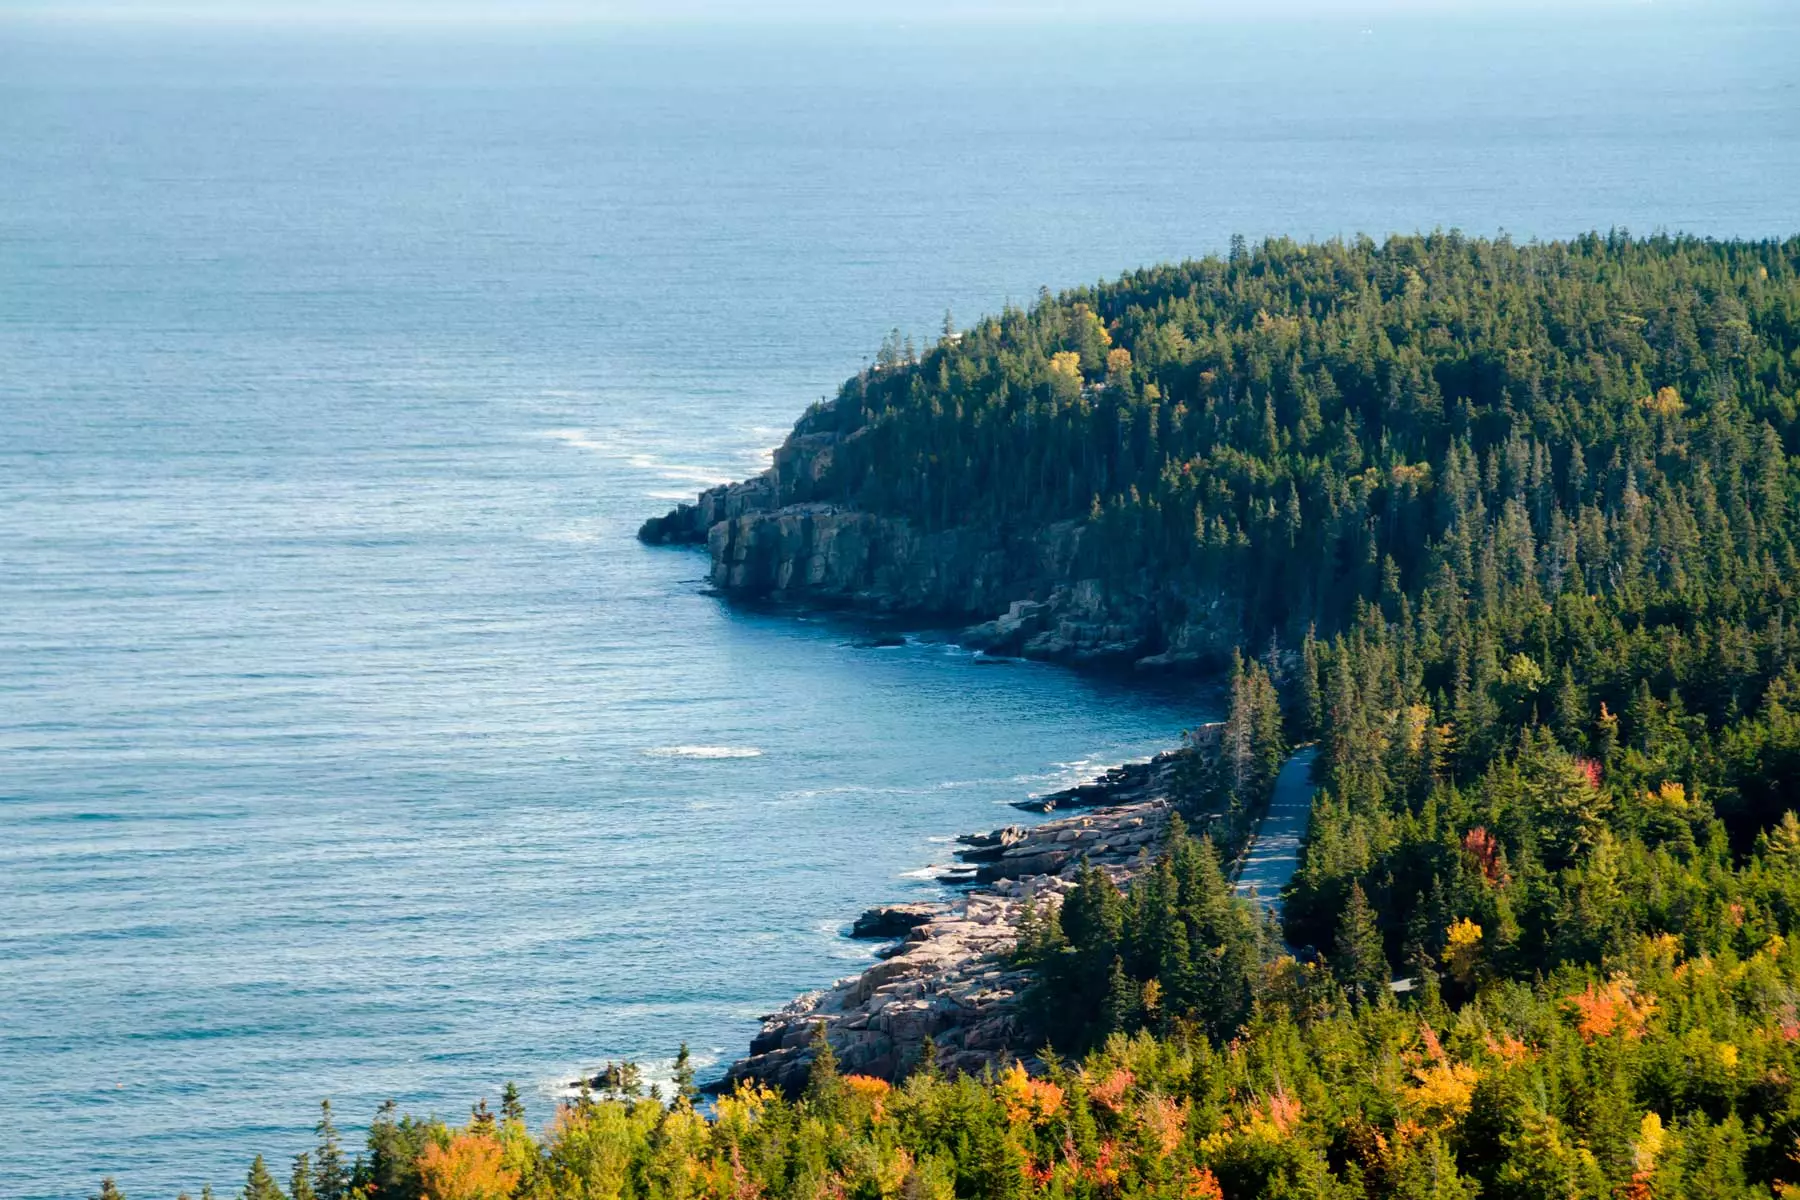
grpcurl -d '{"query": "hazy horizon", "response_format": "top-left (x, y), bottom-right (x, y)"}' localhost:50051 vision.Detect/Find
top-left (0, 0), bottom-right (1736, 27)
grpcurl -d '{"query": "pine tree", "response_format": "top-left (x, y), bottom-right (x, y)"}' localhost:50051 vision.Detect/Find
top-left (1101, 955), bottom-right (1139, 1038)
top-left (1333, 882), bottom-right (1389, 1004)
top-left (500, 1080), bottom-right (525, 1125)
top-left (672, 1043), bottom-right (699, 1109)
top-left (1299, 624), bottom-right (1324, 740)
top-left (910, 1034), bottom-right (943, 1082)
top-left (1551, 662), bottom-right (1585, 751)
top-left (242, 1155), bottom-right (286, 1200)
top-left (289, 1153), bottom-right (315, 1200)
top-left (803, 1021), bottom-right (843, 1114)
top-left (1247, 658), bottom-right (1287, 797)
top-left (311, 1100), bottom-right (346, 1200)
top-left (1223, 651), bottom-right (1255, 801)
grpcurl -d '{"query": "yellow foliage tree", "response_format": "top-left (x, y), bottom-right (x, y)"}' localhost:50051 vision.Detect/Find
top-left (1445, 919), bottom-right (1483, 985)
top-left (1105, 347), bottom-right (1133, 384)
top-left (1403, 1061), bottom-right (1479, 1129)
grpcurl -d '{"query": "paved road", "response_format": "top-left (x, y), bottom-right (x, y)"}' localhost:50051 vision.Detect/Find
top-left (1233, 746), bottom-right (1318, 915)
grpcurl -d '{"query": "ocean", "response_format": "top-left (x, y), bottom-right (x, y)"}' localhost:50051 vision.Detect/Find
top-left (2, 8), bottom-right (1795, 1196)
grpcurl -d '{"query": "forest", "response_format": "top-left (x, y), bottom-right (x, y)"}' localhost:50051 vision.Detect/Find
top-left (109, 232), bottom-right (1800, 1199)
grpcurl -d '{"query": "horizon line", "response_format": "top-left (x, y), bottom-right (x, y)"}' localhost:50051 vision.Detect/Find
top-left (0, 0), bottom-right (1708, 32)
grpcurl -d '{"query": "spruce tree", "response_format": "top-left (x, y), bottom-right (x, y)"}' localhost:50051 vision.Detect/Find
top-left (1247, 659), bottom-right (1287, 797)
top-left (803, 1021), bottom-right (844, 1115)
top-left (672, 1043), bottom-right (699, 1109)
top-left (241, 1155), bottom-right (286, 1200)
top-left (289, 1153), bottom-right (315, 1200)
top-left (311, 1100), bottom-right (346, 1200)
top-left (500, 1080), bottom-right (525, 1125)
top-left (910, 1034), bottom-right (943, 1082)
top-left (1333, 882), bottom-right (1389, 1005)
top-left (1101, 955), bottom-right (1139, 1039)
top-left (1551, 662), bottom-right (1585, 751)
top-left (1299, 624), bottom-right (1323, 740)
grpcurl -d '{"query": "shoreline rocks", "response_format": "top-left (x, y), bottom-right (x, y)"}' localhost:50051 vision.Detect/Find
top-left (1016, 746), bottom-right (1197, 813)
top-left (709, 753), bottom-right (1215, 1096)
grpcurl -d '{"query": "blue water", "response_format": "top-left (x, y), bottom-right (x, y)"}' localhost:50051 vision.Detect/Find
top-left (2, 9), bottom-right (1796, 1198)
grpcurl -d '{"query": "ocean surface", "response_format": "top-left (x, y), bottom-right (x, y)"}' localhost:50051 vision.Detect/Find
top-left (2, 8), bottom-right (1796, 1197)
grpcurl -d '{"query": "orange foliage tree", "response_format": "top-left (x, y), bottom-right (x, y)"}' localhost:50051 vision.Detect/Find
top-left (417, 1132), bottom-right (519, 1200)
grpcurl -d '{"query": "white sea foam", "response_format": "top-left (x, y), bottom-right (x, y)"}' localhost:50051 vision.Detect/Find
top-left (540, 427), bottom-right (613, 453)
top-left (644, 745), bottom-right (763, 759)
top-left (625, 452), bottom-right (735, 486)
top-left (540, 429), bottom-right (737, 488)
top-left (539, 520), bottom-right (606, 543)
top-left (1011, 756), bottom-right (1107, 796)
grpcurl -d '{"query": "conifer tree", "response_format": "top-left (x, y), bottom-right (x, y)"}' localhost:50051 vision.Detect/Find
top-left (311, 1100), bottom-right (346, 1200)
top-left (500, 1081), bottom-right (525, 1125)
top-left (803, 1022), bottom-right (844, 1115)
top-left (672, 1043), bottom-right (699, 1109)
top-left (910, 1034), bottom-right (943, 1082)
top-left (1299, 624), bottom-right (1324, 740)
top-left (241, 1155), bottom-right (285, 1200)
top-left (1101, 955), bottom-right (1139, 1039)
top-left (288, 1153), bottom-right (314, 1200)
top-left (1333, 882), bottom-right (1389, 1004)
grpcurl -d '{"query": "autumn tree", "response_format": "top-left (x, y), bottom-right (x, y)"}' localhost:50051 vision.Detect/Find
top-left (416, 1133), bottom-right (519, 1200)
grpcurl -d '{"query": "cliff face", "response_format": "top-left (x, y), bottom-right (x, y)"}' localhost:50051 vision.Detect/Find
top-left (639, 423), bottom-right (1245, 671)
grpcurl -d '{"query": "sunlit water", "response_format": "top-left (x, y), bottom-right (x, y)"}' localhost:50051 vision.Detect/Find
top-left (2, 10), bottom-right (1796, 1197)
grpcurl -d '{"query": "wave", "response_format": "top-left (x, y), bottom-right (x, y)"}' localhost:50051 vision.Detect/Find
top-left (538, 428), bottom-right (738, 488)
top-left (538, 521), bottom-right (606, 544)
top-left (624, 453), bottom-right (736, 487)
top-left (540, 427), bottom-right (613, 453)
top-left (643, 745), bottom-right (763, 760)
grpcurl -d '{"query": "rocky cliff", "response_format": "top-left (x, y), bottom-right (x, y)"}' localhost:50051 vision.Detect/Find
top-left (639, 420), bottom-right (1246, 671)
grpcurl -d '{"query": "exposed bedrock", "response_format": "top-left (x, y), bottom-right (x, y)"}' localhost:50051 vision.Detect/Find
top-left (711, 756), bottom-right (1240, 1096)
top-left (639, 426), bottom-right (1245, 672)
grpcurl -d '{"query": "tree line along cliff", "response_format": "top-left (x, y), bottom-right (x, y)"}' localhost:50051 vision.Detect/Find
top-left (645, 230), bottom-right (1800, 673)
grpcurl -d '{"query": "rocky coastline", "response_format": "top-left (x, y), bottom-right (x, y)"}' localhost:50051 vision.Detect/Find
top-left (707, 754), bottom-right (1225, 1096)
top-left (640, 419), bottom-right (1248, 1094)
top-left (637, 414), bottom-right (1247, 672)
